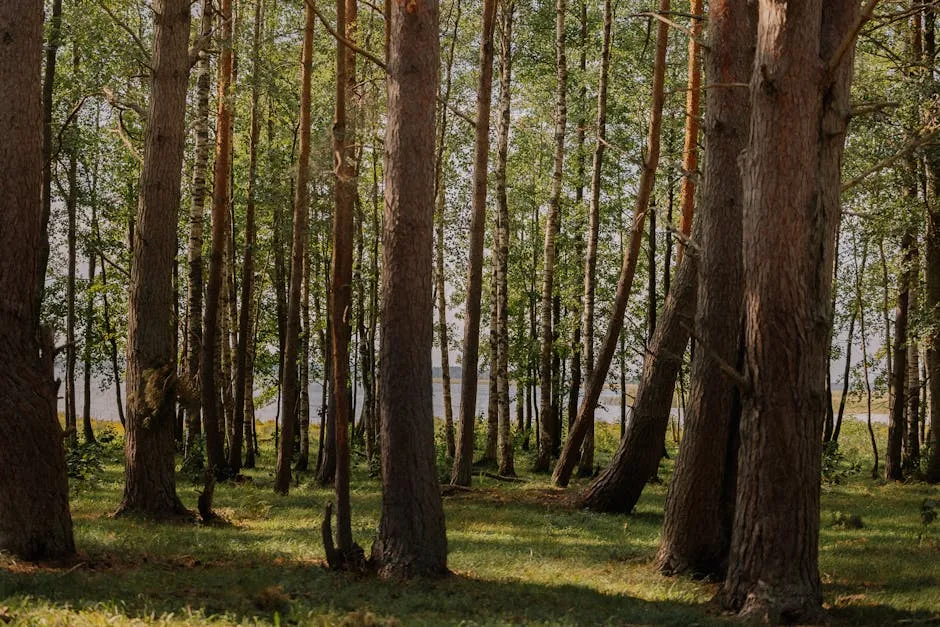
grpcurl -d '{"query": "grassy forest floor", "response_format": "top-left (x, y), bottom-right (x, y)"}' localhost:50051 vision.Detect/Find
top-left (1, 418), bottom-right (938, 625)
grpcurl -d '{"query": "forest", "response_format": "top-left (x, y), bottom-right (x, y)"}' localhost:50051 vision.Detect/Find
top-left (1, 0), bottom-right (940, 624)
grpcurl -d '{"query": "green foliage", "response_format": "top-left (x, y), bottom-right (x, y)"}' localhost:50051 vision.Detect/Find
top-left (65, 442), bottom-right (104, 482)
top-left (822, 441), bottom-right (864, 486)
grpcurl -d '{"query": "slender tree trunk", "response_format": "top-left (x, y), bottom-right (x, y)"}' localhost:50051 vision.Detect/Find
top-left (37, 0), bottom-right (63, 314)
top-left (373, 0), bottom-right (448, 577)
top-left (330, 0), bottom-right (359, 558)
top-left (65, 137), bottom-right (79, 447)
top-left (452, 0), bottom-right (498, 485)
top-left (926, 8), bottom-right (940, 482)
top-left (82, 164), bottom-right (99, 445)
top-left (184, 0), bottom-right (214, 460)
top-left (435, 0), bottom-right (460, 463)
top-left (483, 262), bottom-right (499, 464)
top-left (576, 0), bottom-right (614, 476)
top-left (552, 0), bottom-right (671, 487)
top-left (117, 0), bottom-right (192, 518)
top-left (832, 306), bottom-right (857, 443)
top-left (495, 0), bottom-right (516, 478)
top-left (721, 2), bottom-right (858, 619)
top-left (676, 0), bottom-right (702, 263)
top-left (275, 3), bottom-right (314, 495)
top-left (887, 226), bottom-right (914, 481)
top-left (201, 0), bottom-right (235, 480)
top-left (98, 238), bottom-right (125, 427)
top-left (656, 0), bottom-right (751, 578)
top-left (534, 0), bottom-right (568, 473)
top-left (230, 0), bottom-right (263, 473)
top-left (905, 245), bottom-right (921, 472)
top-left (297, 239), bottom-right (311, 471)
top-left (0, 0), bottom-right (75, 559)
top-left (855, 236), bottom-right (879, 478)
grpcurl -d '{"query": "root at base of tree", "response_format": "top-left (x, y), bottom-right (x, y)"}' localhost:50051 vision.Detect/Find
top-left (321, 502), bottom-right (367, 571)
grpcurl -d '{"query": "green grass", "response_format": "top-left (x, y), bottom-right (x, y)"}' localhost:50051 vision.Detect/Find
top-left (1, 419), bottom-right (938, 625)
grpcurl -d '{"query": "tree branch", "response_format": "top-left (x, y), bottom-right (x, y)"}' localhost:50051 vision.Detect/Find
top-left (827, 0), bottom-right (882, 76)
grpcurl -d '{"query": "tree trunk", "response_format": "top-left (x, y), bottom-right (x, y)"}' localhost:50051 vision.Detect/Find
top-left (65, 134), bottom-right (79, 447)
top-left (0, 0), bottom-right (75, 559)
top-left (576, 0), bottom-right (614, 477)
top-left (452, 0), bottom-right (498, 485)
top-left (230, 0), bottom-right (263, 474)
top-left (552, 0), bottom-right (670, 487)
top-left (201, 0), bottom-right (235, 480)
top-left (495, 0), bottom-right (516, 478)
top-left (904, 245), bottom-right (921, 472)
top-left (886, 226), bottom-right (913, 481)
top-left (534, 0), bottom-right (568, 473)
top-left (373, 0), bottom-right (447, 578)
top-left (578, 248), bottom-right (696, 512)
top-left (656, 0), bottom-right (751, 578)
top-left (98, 233), bottom-right (125, 427)
top-left (275, 3), bottom-right (314, 495)
top-left (832, 306), bottom-right (856, 443)
top-left (926, 8), bottom-right (940, 482)
top-left (117, 0), bottom-right (192, 518)
top-left (82, 165), bottom-right (99, 445)
top-left (721, 2), bottom-right (858, 620)
top-left (184, 0), bottom-right (213, 461)
top-left (855, 235), bottom-right (879, 477)
top-left (330, 0), bottom-right (359, 558)
top-left (483, 262), bottom-right (499, 464)
top-left (37, 0), bottom-right (63, 315)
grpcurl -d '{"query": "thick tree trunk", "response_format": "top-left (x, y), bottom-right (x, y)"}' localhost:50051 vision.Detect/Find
top-left (720, 2), bottom-right (857, 620)
top-left (373, 0), bottom-right (448, 577)
top-left (201, 0), bottom-right (235, 480)
top-left (275, 3), bottom-right (314, 495)
top-left (452, 0), bottom-right (498, 486)
top-left (656, 0), bottom-right (752, 578)
top-left (0, 0), bottom-right (75, 559)
top-left (927, 42), bottom-right (940, 483)
top-left (552, 0), bottom-right (671, 487)
top-left (117, 0), bottom-right (192, 518)
top-left (534, 0), bottom-right (568, 473)
top-left (495, 0), bottom-right (516, 478)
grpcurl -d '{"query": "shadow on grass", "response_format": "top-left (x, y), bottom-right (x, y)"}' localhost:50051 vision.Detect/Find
top-left (1, 550), bottom-right (716, 625)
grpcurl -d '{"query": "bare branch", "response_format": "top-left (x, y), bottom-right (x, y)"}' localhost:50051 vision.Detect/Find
top-left (827, 0), bottom-right (881, 76)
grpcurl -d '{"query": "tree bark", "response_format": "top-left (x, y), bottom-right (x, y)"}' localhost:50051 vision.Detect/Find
top-left (452, 0), bottom-right (498, 485)
top-left (886, 226), bottom-right (913, 481)
top-left (231, 0), bottom-right (263, 474)
top-left (926, 8), bottom-right (940, 482)
top-left (656, 0), bottom-right (752, 578)
top-left (373, 0), bottom-right (448, 577)
top-left (275, 3), bottom-right (314, 495)
top-left (495, 0), bottom-right (516, 478)
top-left (117, 0), bottom-right (192, 518)
top-left (37, 0), bottom-right (63, 315)
top-left (201, 0), bottom-right (235, 480)
top-left (0, 0), bottom-right (76, 559)
top-left (82, 161), bottom-right (99, 445)
top-left (552, 0), bottom-right (671, 487)
top-left (65, 132), bottom-right (79, 447)
top-left (331, 0), bottom-right (359, 558)
top-left (576, 0), bottom-right (614, 477)
top-left (721, 2), bottom-right (858, 620)
top-left (534, 0), bottom-right (568, 473)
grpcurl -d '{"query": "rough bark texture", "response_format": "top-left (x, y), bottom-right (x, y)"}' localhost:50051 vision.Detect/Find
top-left (452, 0), bottom-right (498, 486)
top-left (720, 2), bottom-right (857, 620)
top-left (185, 0), bottom-right (214, 457)
top-left (657, 0), bottom-right (753, 578)
top-left (201, 0), bottom-right (235, 478)
top-left (926, 11), bottom-right (940, 482)
top-left (0, 0), bottom-right (76, 560)
top-left (495, 0), bottom-right (516, 478)
top-left (676, 0), bottom-right (703, 263)
top-left (534, 0), bottom-right (568, 473)
top-left (373, 0), bottom-right (448, 577)
top-left (275, 4), bottom-right (314, 495)
top-left (117, 0), bottom-right (192, 518)
top-left (331, 0), bottom-right (358, 556)
top-left (552, 0), bottom-right (670, 487)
